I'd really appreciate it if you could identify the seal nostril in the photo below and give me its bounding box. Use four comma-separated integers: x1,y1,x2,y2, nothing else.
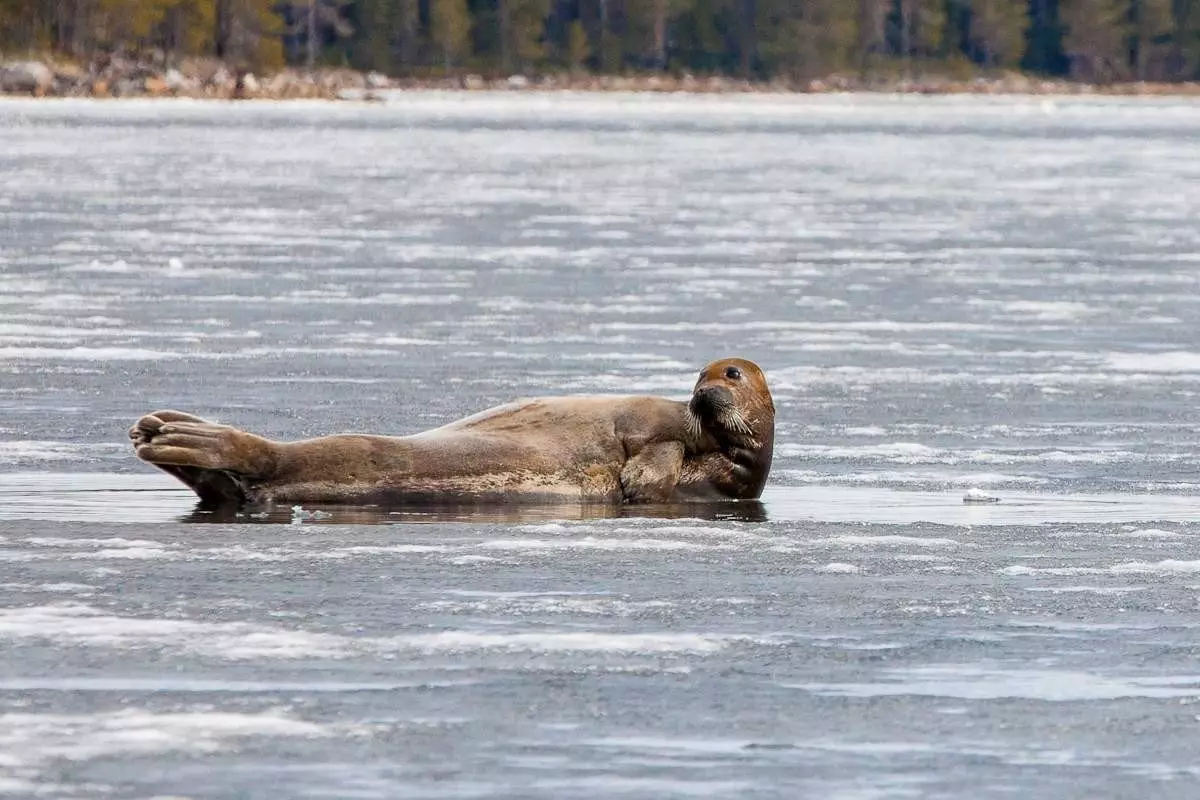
690,385,733,416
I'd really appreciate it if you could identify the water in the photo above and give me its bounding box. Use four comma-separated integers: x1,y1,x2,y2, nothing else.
1,92,1200,798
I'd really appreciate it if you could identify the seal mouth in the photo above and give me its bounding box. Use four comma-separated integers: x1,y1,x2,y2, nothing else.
689,386,754,441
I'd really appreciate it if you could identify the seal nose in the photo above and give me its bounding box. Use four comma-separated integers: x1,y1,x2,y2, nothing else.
690,385,733,417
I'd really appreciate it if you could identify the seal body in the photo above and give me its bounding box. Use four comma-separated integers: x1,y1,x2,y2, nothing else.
130,358,775,509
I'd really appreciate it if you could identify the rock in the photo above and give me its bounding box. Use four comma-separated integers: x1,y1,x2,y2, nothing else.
0,61,55,95
143,76,169,95
366,70,389,89
240,73,259,92
506,74,529,89
163,68,188,91
114,77,144,97
462,73,486,90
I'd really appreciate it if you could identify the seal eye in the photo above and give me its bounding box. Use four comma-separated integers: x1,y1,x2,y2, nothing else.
724,366,743,381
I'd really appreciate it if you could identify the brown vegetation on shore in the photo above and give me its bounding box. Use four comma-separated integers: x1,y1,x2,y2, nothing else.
4,1,1200,100
4,53,1200,101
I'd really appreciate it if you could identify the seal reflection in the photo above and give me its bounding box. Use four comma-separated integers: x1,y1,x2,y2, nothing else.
182,499,768,525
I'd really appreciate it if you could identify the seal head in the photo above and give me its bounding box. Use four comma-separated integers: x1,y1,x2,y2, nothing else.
684,358,775,499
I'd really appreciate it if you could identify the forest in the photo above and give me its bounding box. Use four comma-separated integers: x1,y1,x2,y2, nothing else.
2,0,1199,84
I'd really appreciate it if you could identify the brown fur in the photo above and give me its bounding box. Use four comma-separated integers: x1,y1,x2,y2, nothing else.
129,358,775,508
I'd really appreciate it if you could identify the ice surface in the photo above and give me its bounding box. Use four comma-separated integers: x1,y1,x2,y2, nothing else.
3,93,1200,799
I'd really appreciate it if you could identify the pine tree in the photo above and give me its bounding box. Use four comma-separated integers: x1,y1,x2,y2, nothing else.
350,0,392,70
1132,0,1174,78
1060,0,1128,80
651,0,668,67
733,0,755,76
214,0,285,69
1179,0,1200,79
858,0,889,69
894,0,947,58
757,0,857,79
510,0,550,66
673,0,727,72
497,0,549,70
394,0,418,67
566,18,589,70
431,0,471,69
970,0,1029,67
617,0,688,69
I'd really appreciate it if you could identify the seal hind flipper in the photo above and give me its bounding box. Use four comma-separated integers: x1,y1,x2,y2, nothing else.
129,411,254,506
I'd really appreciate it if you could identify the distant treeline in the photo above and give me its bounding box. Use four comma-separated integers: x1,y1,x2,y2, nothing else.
2,0,1199,82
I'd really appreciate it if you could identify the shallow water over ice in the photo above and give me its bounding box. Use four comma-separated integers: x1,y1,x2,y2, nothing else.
2,93,1200,798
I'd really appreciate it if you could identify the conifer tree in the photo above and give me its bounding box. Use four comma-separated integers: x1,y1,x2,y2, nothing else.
431,0,471,69
1178,0,1200,78
858,0,889,69
891,0,947,61
970,0,1029,67
566,18,589,70
1132,0,1174,78
1060,0,1128,80
497,0,549,71
757,0,857,79
510,0,549,67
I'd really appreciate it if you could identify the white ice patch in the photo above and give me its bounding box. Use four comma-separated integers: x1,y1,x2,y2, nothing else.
1023,585,1147,595
842,426,888,437
417,595,674,616
780,469,1043,488
1116,528,1184,539
776,442,1181,466
0,346,184,361
479,537,721,552
0,604,350,659
815,563,862,574
0,604,733,659
1107,351,1200,373
394,631,728,654
814,535,962,549
996,300,1098,321
0,707,327,788
0,442,124,464
791,665,1200,701
999,560,1200,577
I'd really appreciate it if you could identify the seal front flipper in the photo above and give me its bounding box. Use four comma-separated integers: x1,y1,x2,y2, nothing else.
130,410,277,506
620,441,684,504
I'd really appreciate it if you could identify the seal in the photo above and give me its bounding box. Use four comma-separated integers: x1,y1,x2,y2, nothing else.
129,357,774,509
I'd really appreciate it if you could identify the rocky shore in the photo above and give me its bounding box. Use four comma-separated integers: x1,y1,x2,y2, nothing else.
4,54,1200,100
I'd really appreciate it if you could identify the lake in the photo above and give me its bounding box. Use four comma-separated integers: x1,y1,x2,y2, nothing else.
1,92,1200,798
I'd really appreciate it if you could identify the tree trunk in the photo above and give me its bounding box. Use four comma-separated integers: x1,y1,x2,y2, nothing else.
652,0,667,69
215,0,231,59
306,0,317,69
499,0,512,71
397,0,418,68
739,0,756,77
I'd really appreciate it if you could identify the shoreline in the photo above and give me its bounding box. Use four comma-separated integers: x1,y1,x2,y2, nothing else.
4,56,1200,101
